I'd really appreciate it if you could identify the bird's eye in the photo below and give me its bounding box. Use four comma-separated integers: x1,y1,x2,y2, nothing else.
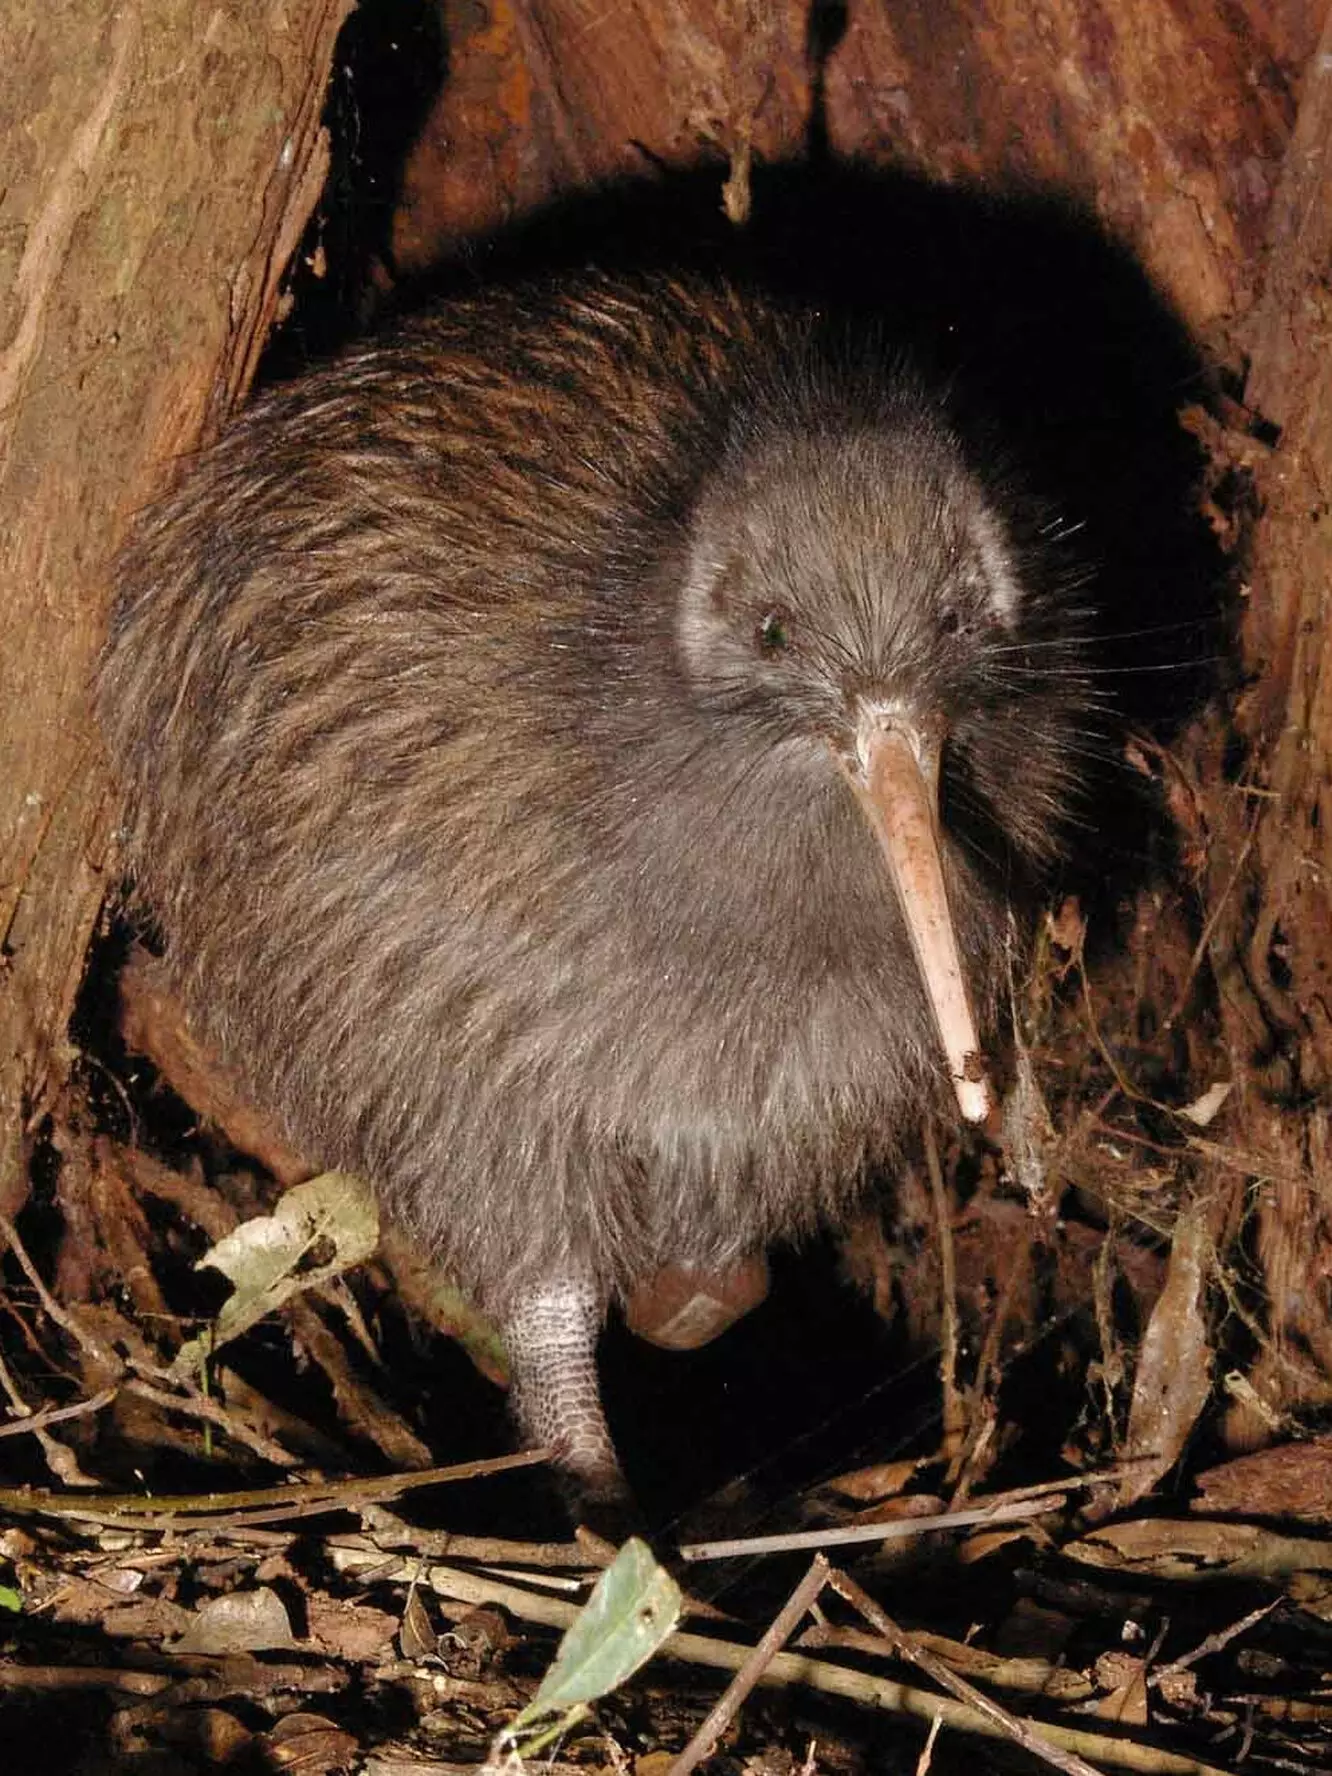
756,608,791,655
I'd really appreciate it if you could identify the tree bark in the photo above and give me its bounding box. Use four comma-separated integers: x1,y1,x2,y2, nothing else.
0,0,352,1216
397,0,1319,347
1209,18,1332,1436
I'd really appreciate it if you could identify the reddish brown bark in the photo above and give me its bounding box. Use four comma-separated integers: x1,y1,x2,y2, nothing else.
397,0,1321,345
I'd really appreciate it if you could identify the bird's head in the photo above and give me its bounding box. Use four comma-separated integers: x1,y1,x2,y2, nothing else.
673,394,1092,1122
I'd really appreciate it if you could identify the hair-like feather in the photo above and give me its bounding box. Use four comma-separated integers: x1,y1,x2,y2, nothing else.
99,271,1093,1330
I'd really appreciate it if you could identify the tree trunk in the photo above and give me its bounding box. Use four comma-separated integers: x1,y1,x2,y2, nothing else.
0,0,352,1216
399,0,1316,346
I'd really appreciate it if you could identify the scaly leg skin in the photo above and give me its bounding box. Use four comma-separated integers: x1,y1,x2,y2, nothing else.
503,1276,641,1541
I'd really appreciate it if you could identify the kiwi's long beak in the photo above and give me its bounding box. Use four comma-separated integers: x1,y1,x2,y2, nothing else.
841,713,994,1125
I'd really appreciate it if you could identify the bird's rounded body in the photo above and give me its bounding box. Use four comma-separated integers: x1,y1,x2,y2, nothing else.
99,271,1091,1508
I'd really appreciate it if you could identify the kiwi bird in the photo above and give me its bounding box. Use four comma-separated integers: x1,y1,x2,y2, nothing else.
98,271,1091,1518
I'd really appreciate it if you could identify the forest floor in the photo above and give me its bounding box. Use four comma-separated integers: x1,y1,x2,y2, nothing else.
3,845,1332,1776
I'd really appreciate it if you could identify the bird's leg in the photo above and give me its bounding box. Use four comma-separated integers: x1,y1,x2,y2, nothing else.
502,1275,636,1534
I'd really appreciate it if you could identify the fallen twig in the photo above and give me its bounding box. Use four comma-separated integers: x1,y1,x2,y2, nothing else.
118,1375,303,1469
796,1622,1095,1704
666,1555,830,1776
0,1448,552,1530
0,1383,118,1439
678,1493,1063,1562
828,1565,1105,1776
1150,1600,1279,1682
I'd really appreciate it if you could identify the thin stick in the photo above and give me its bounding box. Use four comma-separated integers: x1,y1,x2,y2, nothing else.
666,1556,830,1776
923,1126,964,1466
0,1210,117,1359
0,1447,552,1529
914,1714,943,1776
1160,803,1256,1032
941,1460,1153,1507
120,1376,300,1470
0,1384,118,1438
0,1341,99,1487
0,1206,308,1471
679,1494,1062,1562
794,1621,1095,1704
1151,1599,1278,1681
0,1665,171,1697
828,1566,1107,1776
228,1523,597,1571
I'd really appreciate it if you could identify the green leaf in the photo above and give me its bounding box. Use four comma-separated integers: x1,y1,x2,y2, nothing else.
0,1585,22,1613
512,1538,682,1729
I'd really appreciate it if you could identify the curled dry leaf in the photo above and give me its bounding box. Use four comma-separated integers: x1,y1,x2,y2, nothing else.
1065,1516,1332,1584
262,1711,358,1774
1001,1045,1058,1207
172,1171,379,1380
1092,1652,1149,1724
1116,1207,1213,1508
399,1586,438,1662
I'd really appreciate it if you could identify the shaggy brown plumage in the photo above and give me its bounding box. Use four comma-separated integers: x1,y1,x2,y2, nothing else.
98,271,1093,1512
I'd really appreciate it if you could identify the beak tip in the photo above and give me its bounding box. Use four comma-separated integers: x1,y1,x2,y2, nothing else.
955,1072,993,1125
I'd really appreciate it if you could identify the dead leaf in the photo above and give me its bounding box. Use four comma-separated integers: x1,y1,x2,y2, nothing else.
1046,896,1086,959
820,1457,925,1504
173,1586,296,1654
172,1172,379,1380
1093,1652,1149,1723
263,1711,358,1774
1066,1516,1332,1582
1118,1207,1212,1506
440,1604,511,1678
1178,1081,1232,1127
400,1586,438,1662
47,1575,192,1640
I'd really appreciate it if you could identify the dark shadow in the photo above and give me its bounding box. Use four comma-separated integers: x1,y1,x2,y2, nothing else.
599,1241,943,1537
261,0,447,372
805,0,851,165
